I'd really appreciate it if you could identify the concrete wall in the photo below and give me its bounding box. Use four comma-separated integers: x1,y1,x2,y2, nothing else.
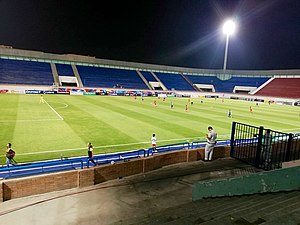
0,146,230,202
193,164,300,201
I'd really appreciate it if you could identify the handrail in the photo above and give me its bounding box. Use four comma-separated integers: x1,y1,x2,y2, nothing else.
0,159,84,179
0,140,230,179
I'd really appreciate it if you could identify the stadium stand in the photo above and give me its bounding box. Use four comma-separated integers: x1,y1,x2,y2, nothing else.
155,72,194,91
0,58,54,85
186,75,269,92
0,47,299,98
55,63,74,76
76,65,149,89
140,71,157,82
254,78,300,98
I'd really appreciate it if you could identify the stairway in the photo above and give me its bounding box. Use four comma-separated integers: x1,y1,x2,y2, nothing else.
136,70,152,90
112,190,300,225
180,73,200,92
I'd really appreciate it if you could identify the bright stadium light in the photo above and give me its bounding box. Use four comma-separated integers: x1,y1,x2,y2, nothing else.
222,19,236,70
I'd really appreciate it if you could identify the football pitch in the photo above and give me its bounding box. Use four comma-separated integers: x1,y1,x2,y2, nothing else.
0,94,299,164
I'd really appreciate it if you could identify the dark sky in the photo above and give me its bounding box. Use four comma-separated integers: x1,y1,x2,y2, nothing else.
0,0,299,70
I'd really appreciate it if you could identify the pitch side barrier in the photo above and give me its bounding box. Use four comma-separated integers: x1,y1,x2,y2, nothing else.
230,121,300,170
0,139,230,179
0,158,84,179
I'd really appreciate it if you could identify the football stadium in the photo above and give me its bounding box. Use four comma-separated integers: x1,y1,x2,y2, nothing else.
1,47,299,164
1,1,300,224
0,45,300,224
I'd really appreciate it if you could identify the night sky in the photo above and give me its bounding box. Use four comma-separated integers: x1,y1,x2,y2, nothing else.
0,0,299,70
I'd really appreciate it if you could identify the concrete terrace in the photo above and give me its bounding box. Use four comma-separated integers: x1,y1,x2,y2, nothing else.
0,158,299,225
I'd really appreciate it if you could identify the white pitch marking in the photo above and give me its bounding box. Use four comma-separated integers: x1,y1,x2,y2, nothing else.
281,128,300,132
44,99,64,120
50,102,69,109
16,136,226,156
0,119,62,123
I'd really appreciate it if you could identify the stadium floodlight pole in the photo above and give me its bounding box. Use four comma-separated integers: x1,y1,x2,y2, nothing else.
222,19,236,70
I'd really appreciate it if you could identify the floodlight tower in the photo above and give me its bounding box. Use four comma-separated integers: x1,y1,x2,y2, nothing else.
222,19,236,70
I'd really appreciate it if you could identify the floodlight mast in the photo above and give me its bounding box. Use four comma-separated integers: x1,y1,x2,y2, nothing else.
222,20,235,70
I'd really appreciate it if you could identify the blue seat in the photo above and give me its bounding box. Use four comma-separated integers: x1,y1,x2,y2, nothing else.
186,75,269,92
77,66,148,89
140,71,157,82
155,72,194,91
0,58,53,85
56,63,74,76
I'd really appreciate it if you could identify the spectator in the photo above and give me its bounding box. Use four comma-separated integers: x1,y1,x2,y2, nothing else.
87,142,97,167
262,129,272,168
204,126,217,161
6,143,16,167
152,134,157,154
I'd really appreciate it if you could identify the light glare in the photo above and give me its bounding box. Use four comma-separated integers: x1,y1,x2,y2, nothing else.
223,20,236,35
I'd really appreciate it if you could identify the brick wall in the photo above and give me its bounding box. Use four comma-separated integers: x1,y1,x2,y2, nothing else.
94,159,143,184
213,146,230,159
78,168,95,188
187,146,230,161
2,170,78,201
0,146,230,201
143,150,188,173
0,182,2,202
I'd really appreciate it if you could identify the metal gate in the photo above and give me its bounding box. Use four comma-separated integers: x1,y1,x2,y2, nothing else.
230,122,300,170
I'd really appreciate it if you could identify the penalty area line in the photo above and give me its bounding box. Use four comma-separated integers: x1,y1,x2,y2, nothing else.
44,99,64,120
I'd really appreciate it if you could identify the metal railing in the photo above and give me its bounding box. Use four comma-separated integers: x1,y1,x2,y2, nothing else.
230,121,300,170
0,158,84,179
0,139,230,179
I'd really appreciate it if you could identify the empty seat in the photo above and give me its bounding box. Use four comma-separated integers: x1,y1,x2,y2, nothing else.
255,78,300,98
77,66,148,89
56,63,74,76
187,75,269,92
155,72,194,91
140,71,157,82
0,58,53,85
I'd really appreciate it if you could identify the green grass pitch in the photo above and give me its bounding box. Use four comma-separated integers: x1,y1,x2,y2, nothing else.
0,94,299,164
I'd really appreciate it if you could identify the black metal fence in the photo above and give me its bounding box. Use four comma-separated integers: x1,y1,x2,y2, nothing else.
230,122,300,170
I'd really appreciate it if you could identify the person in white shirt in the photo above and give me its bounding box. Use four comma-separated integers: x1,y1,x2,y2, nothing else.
152,134,157,153
205,126,217,161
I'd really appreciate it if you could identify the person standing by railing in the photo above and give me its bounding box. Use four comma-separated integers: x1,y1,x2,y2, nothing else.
87,142,97,168
152,134,157,154
204,126,217,161
262,129,272,168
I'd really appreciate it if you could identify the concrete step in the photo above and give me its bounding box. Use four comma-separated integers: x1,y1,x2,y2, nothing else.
198,191,300,224
193,193,287,223
241,191,300,223
118,191,300,225
197,191,300,225
112,196,241,224
261,209,300,225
